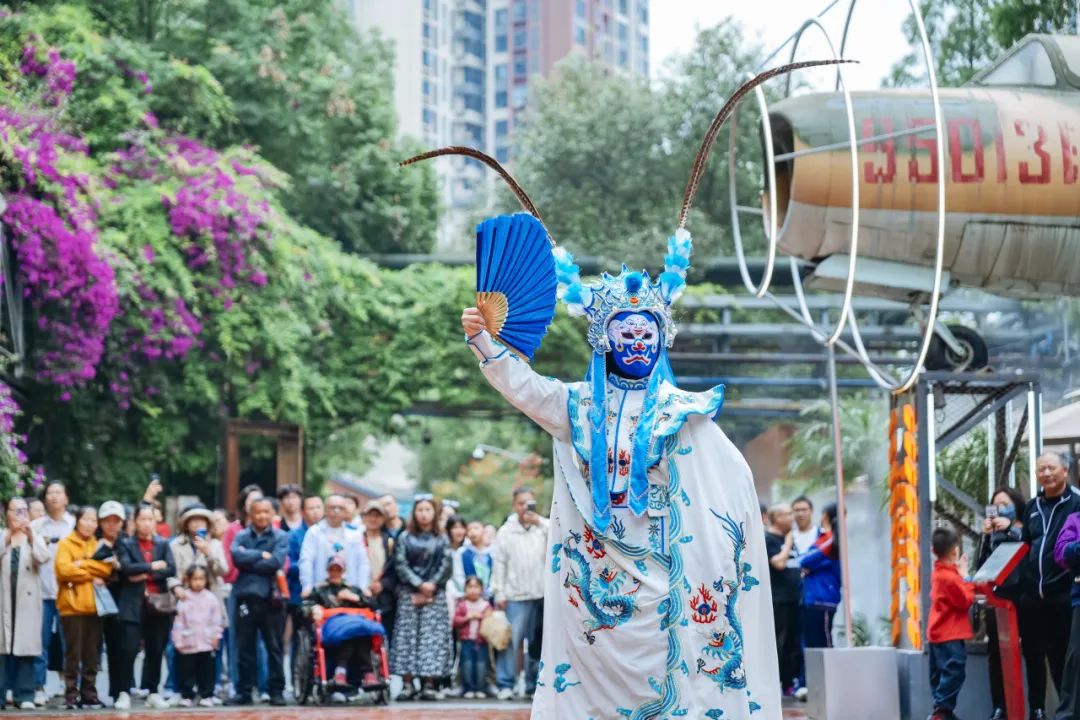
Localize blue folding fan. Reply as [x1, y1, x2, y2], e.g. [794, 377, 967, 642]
[475, 213, 557, 362]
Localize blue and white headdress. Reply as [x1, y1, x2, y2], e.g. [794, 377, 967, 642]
[401, 58, 851, 533]
[552, 230, 691, 352]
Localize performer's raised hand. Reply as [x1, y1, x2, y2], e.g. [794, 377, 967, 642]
[462, 307, 486, 336]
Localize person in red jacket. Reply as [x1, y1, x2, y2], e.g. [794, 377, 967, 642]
[928, 526, 975, 720]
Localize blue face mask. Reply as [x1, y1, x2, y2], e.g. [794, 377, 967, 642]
[606, 311, 660, 378]
[997, 504, 1016, 521]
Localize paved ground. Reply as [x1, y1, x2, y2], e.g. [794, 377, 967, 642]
[12, 699, 810, 718]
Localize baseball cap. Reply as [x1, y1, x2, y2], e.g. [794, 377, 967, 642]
[327, 554, 346, 570]
[98, 501, 126, 521]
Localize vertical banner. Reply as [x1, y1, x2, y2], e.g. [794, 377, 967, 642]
[889, 399, 922, 649]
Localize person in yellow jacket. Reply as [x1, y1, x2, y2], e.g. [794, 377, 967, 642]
[55, 506, 114, 709]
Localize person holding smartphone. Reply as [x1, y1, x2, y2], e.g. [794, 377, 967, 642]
[490, 487, 548, 701]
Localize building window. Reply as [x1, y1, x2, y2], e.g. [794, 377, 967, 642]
[464, 94, 483, 112]
[464, 67, 484, 85]
[423, 79, 432, 99]
[618, 49, 628, 67]
[513, 28, 526, 48]
[423, 108, 437, 127]
[511, 85, 527, 109]
[422, 49, 434, 71]
[618, 0, 628, 13]
[618, 22, 628, 41]
[494, 63, 508, 85]
[639, 35, 648, 56]
[576, 0, 586, 17]
[494, 8, 508, 30]
[575, 24, 586, 45]
[513, 1, 527, 21]
[496, 146, 510, 163]
[639, 3, 648, 24]
[496, 34, 507, 52]
[495, 120, 509, 138]
[513, 56, 527, 78]
[495, 90, 508, 107]
[464, 12, 483, 31]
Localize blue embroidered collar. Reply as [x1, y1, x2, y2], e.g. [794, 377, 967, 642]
[607, 373, 649, 391]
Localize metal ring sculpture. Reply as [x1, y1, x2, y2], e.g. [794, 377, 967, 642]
[725, 0, 946, 394]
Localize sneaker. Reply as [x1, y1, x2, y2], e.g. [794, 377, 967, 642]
[795, 686, 808, 701]
[475, 691, 488, 699]
[132, 688, 150, 700]
[81, 694, 103, 710]
[464, 691, 477, 699]
[63, 693, 78, 710]
[420, 687, 437, 701]
[333, 668, 348, 686]
[211, 696, 223, 706]
[269, 695, 287, 707]
[396, 686, 418, 702]
[360, 672, 379, 688]
[146, 693, 170, 709]
[114, 692, 131, 711]
[496, 688, 514, 701]
[259, 692, 271, 703]
[19, 702, 35, 710]
[225, 695, 253, 706]
[198, 698, 215, 708]
[33, 690, 47, 707]
[178, 698, 193, 708]
[330, 692, 347, 704]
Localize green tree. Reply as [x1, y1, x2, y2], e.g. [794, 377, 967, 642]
[887, 0, 999, 88]
[785, 394, 890, 491]
[68, 0, 440, 254]
[508, 21, 770, 269]
[991, 0, 1077, 48]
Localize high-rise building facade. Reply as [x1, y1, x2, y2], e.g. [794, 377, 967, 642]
[352, 0, 649, 248]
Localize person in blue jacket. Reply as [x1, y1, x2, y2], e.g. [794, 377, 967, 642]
[799, 502, 842, 651]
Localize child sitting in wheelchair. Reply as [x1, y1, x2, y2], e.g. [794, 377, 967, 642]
[302, 554, 379, 692]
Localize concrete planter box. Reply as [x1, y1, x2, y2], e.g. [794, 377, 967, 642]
[805, 647, 901, 720]
[896, 646, 993, 720]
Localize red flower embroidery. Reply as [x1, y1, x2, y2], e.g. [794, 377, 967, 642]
[690, 584, 718, 624]
[617, 449, 631, 477]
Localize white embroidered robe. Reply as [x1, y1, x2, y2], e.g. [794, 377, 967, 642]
[469, 332, 782, 720]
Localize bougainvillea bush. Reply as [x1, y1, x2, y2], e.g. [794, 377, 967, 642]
[0, 4, 547, 501]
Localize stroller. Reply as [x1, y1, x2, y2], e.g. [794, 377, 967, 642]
[292, 606, 391, 705]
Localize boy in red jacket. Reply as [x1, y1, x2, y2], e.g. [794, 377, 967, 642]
[927, 526, 975, 720]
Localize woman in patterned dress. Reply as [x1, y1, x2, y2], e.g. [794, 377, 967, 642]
[389, 496, 453, 700]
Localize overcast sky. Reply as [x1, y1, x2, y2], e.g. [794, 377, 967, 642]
[650, 0, 914, 92]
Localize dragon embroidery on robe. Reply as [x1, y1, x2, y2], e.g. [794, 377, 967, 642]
[694, 512, 760, 692]
[560, 528, 641, 644]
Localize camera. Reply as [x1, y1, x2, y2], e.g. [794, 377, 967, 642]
[525, 500, 537, 513]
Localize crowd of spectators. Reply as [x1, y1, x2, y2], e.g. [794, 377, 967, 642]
[0, 478, 543, 709]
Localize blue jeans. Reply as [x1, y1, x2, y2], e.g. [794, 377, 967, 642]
[34, 599, 62, 689]
[929, 640, 967, 711]
[495, 599, 542, 692]
[0, 655, 35, 705]
[460, 640, 488, 694]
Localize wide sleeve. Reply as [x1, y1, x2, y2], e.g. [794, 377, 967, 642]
[208, 539, 228, 580]
[468, 331, 571, 441]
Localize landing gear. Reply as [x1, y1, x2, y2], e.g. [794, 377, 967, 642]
[926, 324, 988, 372]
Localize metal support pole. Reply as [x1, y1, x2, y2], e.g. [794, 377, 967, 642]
[916, 379, 934, 644]
[826, 343, 854, 646]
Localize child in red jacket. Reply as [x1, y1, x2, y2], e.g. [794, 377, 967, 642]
[928, 526, 975, 720]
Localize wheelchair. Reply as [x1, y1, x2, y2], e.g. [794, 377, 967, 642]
[292, 606, 391, 705]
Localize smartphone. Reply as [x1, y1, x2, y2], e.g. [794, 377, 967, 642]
[196, 528, 208, 539]
[985, 505, 998, 519]
[525, 500, 538, 513]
